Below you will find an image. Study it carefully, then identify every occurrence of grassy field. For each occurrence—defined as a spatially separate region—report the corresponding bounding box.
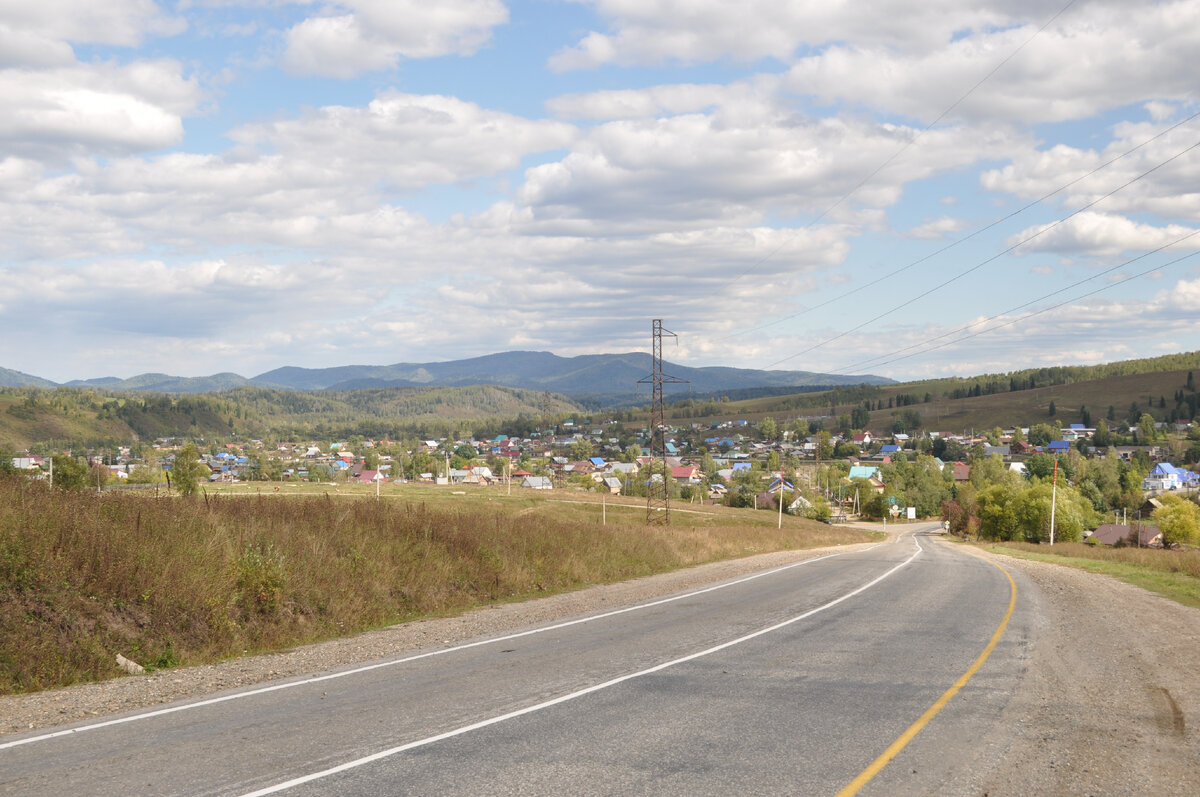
[0,478,872,694]
[979,541,1200,609]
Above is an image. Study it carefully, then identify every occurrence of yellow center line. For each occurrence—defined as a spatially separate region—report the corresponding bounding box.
[835,542,1018,797]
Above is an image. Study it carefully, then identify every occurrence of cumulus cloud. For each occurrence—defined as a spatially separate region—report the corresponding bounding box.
[0,4,198,161]
[231,91,576,189]
[551,1,1200,128]
[1007,211,1200,259]
[281,0,509,77]
[518,99,1025,233]
[0,0,186,48]
[981,121,1200,222]
[0,62,199,159]
[783,1,1200,125]
[549,0,1033,70]
[547,83,735,121]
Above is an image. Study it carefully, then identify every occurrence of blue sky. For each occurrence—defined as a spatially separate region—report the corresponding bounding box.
[2,0,1200,384]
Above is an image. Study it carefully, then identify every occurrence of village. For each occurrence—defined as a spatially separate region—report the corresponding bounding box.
[10,407,1199,548]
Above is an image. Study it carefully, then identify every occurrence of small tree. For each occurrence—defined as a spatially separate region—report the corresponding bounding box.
[1152,494,1200,548]
[50,455,89,490]
[1137,413,1158,444]
[172,443,203,496]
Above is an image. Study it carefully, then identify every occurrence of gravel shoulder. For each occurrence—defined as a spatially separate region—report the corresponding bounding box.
[4,535,1198,794]
[956,547,1200,795]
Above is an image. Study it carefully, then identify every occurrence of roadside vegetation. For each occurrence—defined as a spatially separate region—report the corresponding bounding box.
[980,541,1200,609]
[0,477,869,695]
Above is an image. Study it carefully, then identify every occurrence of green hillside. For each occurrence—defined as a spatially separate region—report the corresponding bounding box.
[6,350,1200,450]
[0,385,583,450]
[654,352,1200,432]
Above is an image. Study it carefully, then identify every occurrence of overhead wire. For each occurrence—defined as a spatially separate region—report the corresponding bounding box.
[830,227,1200,375]
[728,108,1200,340]
[760,135,1200,369]
[706,0,1081,301]
[837,245,1200,374]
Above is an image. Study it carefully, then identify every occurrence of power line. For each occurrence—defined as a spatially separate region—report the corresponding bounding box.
[728,108,1200,341]
[761,135,1200,369]
[842,245,1200,374]
[831,227,1200,374]
[709,0,1080,300]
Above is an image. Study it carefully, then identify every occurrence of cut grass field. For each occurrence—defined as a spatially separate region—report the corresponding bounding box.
[978,541,1200,609]
[0,478,874,694]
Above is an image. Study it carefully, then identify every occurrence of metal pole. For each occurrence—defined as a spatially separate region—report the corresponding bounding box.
[1049,459,1058,545]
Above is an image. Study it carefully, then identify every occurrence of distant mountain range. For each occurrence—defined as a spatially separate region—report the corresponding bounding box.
[1,351,893,399]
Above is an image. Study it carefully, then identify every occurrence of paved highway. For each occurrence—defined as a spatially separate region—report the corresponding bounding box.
[1,524,1030,795]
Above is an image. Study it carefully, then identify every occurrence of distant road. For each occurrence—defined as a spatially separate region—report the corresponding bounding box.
[2,524,1030,795]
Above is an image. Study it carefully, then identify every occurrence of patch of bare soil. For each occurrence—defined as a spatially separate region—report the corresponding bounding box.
[952,552,1200,795]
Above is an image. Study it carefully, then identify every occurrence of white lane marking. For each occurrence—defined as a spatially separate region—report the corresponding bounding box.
[1,541,887,752]
[240,534,924,796]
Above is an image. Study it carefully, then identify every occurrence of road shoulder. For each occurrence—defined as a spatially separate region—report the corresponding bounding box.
[945,547,1200,795]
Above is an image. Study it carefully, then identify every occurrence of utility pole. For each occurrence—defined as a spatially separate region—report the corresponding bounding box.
[1049,458,1058,545]
[638,319,687,524]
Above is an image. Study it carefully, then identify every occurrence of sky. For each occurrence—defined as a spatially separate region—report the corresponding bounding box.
[2,0,1200,384]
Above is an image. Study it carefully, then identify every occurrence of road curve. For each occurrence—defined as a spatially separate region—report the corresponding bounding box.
[1,524,1031,796]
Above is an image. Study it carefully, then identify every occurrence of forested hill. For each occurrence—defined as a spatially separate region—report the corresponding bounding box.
[7,351,893,396]
[0,384,584,449]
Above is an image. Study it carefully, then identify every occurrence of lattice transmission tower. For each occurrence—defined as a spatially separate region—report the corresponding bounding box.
[638,319,687,524]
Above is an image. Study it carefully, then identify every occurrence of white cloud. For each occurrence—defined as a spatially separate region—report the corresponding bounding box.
[518,99,1025,233]
[551,2,1200,127]
[0,0,186,48]
[1007,212,1200,259]
[783,2,1200,125]
[981,121,1200,223]
[231,91,576,189]
[281,0,508,77]
[0,63,200,159]
[550,0,1044,71]
[547,83,734,121]
[0,24,76,68]
[0,3,199,162]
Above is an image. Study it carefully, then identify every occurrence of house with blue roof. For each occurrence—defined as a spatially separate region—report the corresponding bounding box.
[1143,462,1200,491]
[1047,440,1071,453]
[879,444,901,455]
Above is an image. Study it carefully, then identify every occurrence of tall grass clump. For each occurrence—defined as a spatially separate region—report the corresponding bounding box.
[0,478,866,694]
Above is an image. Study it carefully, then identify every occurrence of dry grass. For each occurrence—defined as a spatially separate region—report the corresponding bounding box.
[981,541,1200,608]
[986,541,1200,578]
[0,478,868,694]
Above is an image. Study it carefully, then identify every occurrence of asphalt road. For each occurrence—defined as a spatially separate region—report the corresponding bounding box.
[1,524,1032,796]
